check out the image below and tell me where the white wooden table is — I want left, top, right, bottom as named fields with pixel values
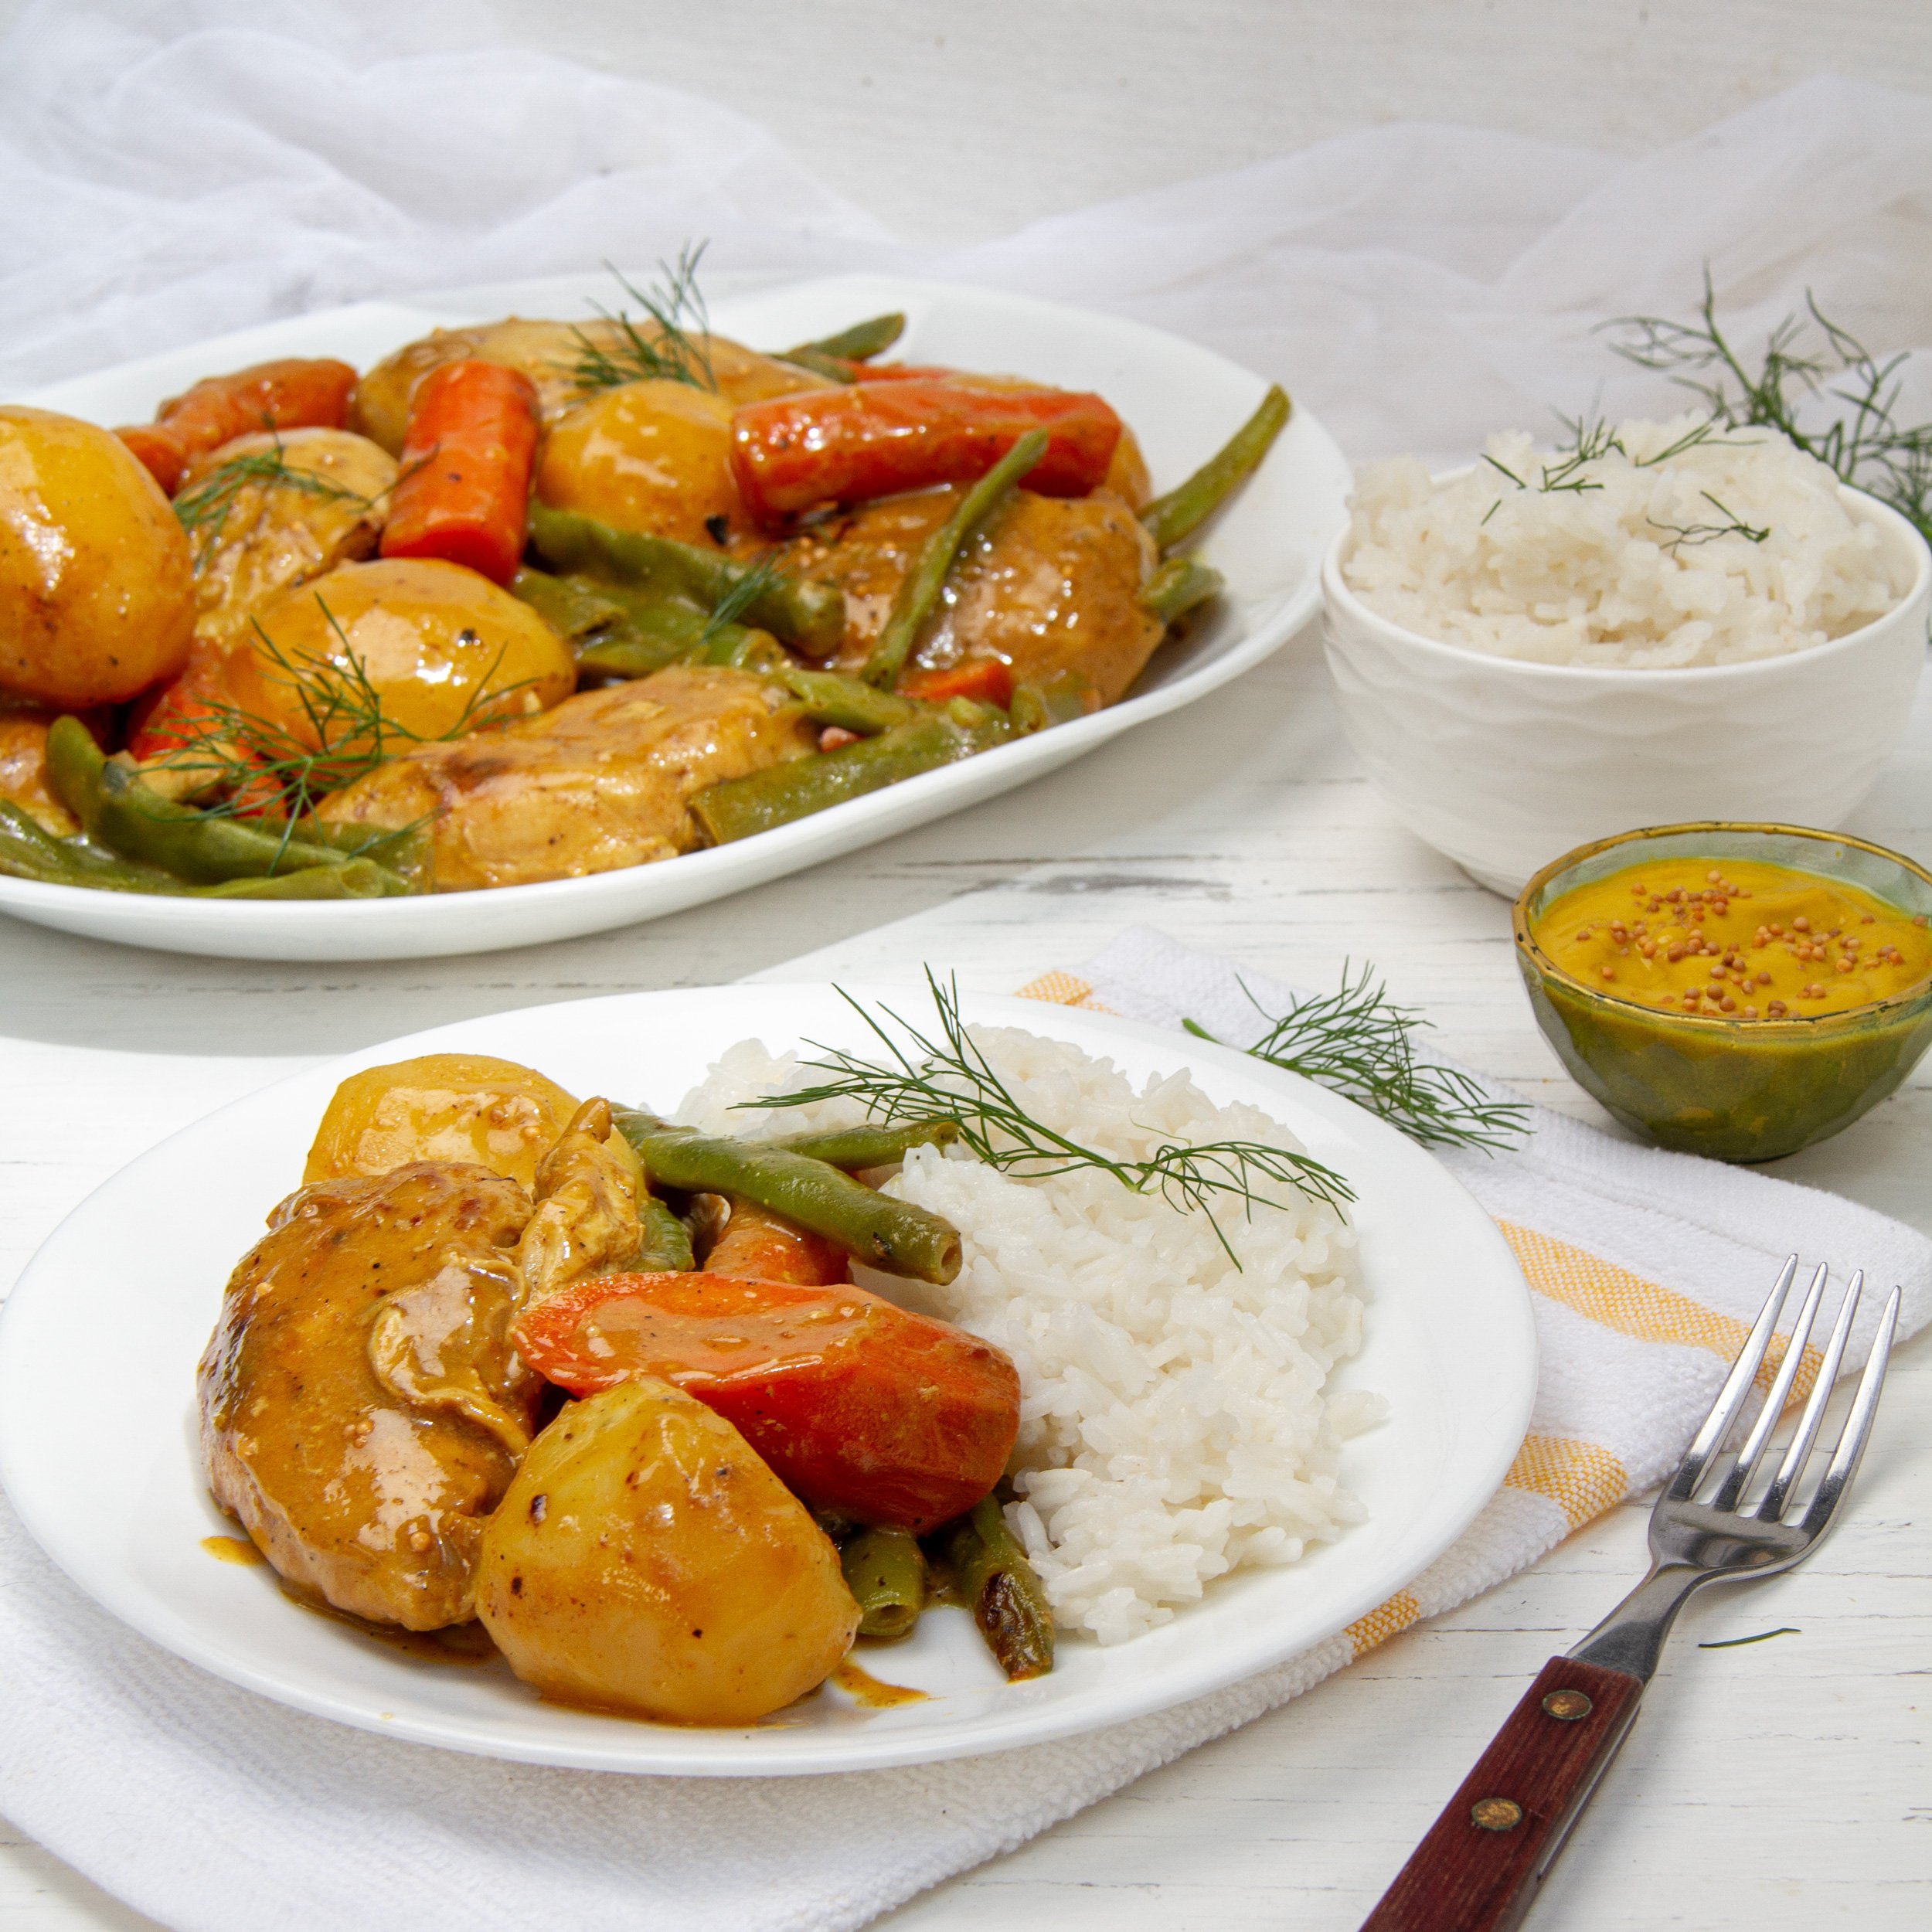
left=2, top=615, right=1927, bottom=1930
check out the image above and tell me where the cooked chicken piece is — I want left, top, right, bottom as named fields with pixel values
left=181, top=428, right=398, bottom=648
left=349, top=319, right=820, bottom=454
left=0, top=699, right=78, bottom=835
left=775, top=485, right=1162, bottom=705
left=515, top=1098, right=644, bottom=1310
left=198, top=1162, right=541, bottom=1630
left=315, top=664, right=815, bottom=890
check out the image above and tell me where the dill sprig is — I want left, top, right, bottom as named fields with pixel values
left=172, top=442, right=368, bottom=573
left=1648, top=491, right=1770, bottom=556
left=1184, top=964, right=1531, bottom=1154
left=698, top=552, right=782, bottom=647
left=152, top=599, right=523, bottom=829
left=735, top=971, right=1356, bottom=1262
left=572, top=245, right=716, bottom=393
left=1476, top=410, right=1774, bottom=542
left=1604, top=272, right=1932, bottom=543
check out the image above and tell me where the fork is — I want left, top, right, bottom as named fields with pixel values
left=1360, top=1257, right=1901, bottom=1932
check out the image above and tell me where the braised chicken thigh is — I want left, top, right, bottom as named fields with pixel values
left=315, top=664, right=815, bottom=889
left=182, top=428, right=398, bottom=647
left=783, top=485, right=1162, bottom=704
left=198, top=1162, right=539, bottom=1630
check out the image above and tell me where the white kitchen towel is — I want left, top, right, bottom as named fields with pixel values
left=2, top=926, right=1926, bottom=1932
left=5, top=2, right=1931, bottom=466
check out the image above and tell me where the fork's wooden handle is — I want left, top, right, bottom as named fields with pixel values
left=1359, top=1656, right=1645, bottom=1932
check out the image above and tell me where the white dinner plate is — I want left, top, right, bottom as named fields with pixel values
left=0, top=985, right=1534, bottom=1775
left=3, top=274, right=1351, bottom=961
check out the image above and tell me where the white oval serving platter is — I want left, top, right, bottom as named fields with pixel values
left=3, top=274, right=1350, bottom=961
left=0, top=985, right=1534, bottom=1775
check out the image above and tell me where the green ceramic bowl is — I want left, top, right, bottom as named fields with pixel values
left=1513, top=822, right=1932, bottom=1162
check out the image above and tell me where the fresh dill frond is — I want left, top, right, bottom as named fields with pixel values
left=151, top=597, right=528, bottom=832
left=1648, top=491, right=1771, bottom=556
left=698, top=553, right=782, bottom=646
left=1184, top=964, right=1532, bottom=1154
left=1605, top=271, right=1932, bottom=543
left=172, top=441, right=368, bottom=573
left=572, top=244, right=716, bottom=393
left=735, top=970, right=1357, bottom=1263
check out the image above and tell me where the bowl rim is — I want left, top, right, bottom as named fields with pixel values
left=1511, top=820, right=1932, bottom=1035
left=1321, top=468, right=1932, bottom=685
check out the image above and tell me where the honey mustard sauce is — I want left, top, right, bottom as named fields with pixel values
left=1536, top=859, right=1932, bottom=1019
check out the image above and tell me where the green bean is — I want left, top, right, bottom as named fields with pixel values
left=689, top=710, right=989, bottom=845
left=940, top=1496, right=1054, bottom=1680
left=508, top=566, right=625, bottom=641
left=611, top=1111, right=963, bottom=1284
left=0, top=802, right=391, bottom=899
left=788, top=312, right=906, bottom=364
left=1140, top=383, right=1291, bottom=554
left=1009, top=672, right=1096, bottom=736
left=0, top=801, right=191, bottom=893
left=701, top=627, right=791, bottom=674
left=841, top=1527, right=927, bottom=1640
left=199, top=859, right=400, bottom=900
left=45, top=718, right=410, bottom=891
left=776, top=666, right=917, bottom=736
left=860, top=428, right=1049, bottom=690
left=780, top=347, right=859, bottom=386
left=529, top=505, right=845, bottom=658
left=513, top=566, right=709, bottom=676
left=1141, top=556, right=1226, bottom=624
left=635, top=1195, right=697, bottom=1273
left=770, top=1118, right=961, bottom=1169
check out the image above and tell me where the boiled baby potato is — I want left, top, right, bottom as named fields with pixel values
left=304, top=1053, right=586, bottom=1191
left=476, top=1379, right=859, bottom=1725
left=536, top=379, right=741, bottom=547
left=349, top=319, right=602, bottom=454
left=350, top=319, right=825, bottom=456
left=231, top=556, right=576, bottom=747
left=0, top=405, right=194, bottom=708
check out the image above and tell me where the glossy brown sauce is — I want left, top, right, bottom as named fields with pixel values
left=281, top=1582, right=502, bottom=1666
left=832, top=1656, right=929, bottom=1708
left=200, top=1533, right=264, bottom=1566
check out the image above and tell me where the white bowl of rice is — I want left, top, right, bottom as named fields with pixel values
left=1321, top=417, right=1931, bottom=894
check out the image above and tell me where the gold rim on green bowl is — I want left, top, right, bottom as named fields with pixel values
left=1512, top=821, right=1932, bottom=1162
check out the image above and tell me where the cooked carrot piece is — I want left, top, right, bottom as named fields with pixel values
left=125, top=638, right=233, bottom=763
left=730, top=378, right=1121, bottom=525
left=379, top=360, right=539, bottom=586
left=116, top=359, right=358, bottom=496
left=704, top=1200, right=849, bottom=1286
left=514, top=1269, right=1021, bottom=1532
left=899, top=658, right=1014, bottom=709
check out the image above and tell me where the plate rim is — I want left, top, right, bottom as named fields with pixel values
left=0, top=271, right=1349, bottom=961
left=0, top=982, right=1535, bottom=1775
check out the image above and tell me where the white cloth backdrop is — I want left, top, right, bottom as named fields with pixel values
left=3, top=0, right=1930, bottom=463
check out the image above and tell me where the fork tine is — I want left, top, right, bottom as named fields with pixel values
left=1759, top=1271, right=1862, bottom=1521
left=1667, top=1254, right=1798, bottom=1502
left=1798, top=1286, right=1900, bottom=1539
left=1711, top=1262, right=1828, bottom=1511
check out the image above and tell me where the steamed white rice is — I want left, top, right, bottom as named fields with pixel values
left=676, top=1026, right=1381, bottom=1645
left=1344, top=416, right=1906, bottom=668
